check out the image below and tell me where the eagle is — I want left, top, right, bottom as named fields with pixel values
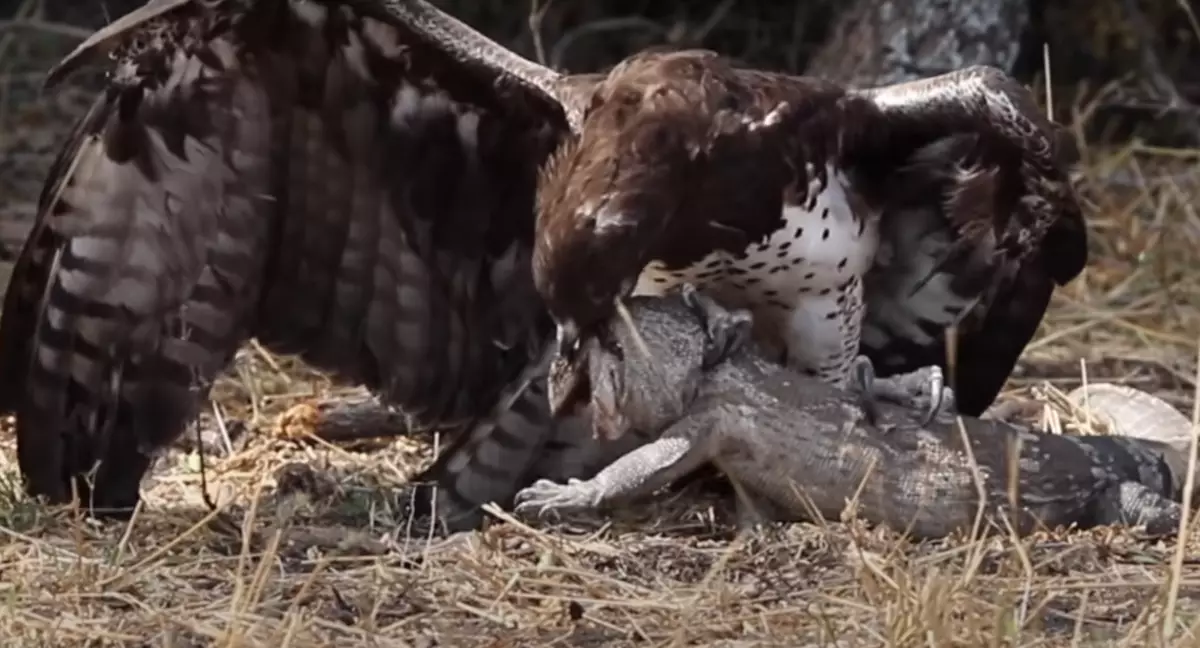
left=533, top=49, right=1087, bottom=424
left=0, top=0, right=1084, bottom=527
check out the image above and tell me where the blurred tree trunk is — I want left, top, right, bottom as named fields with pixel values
left=805, top=0, right=1030, bottom=84
left=38, top=0, right=146, bottom=30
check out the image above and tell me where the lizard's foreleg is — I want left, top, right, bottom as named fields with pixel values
left=513, top=420, right=715, bottom=519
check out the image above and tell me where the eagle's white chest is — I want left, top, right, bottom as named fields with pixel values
left=634, top=168, right=880, bottom=384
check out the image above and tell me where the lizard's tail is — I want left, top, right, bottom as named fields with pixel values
left=1066, top=383, right=1194, bottom=456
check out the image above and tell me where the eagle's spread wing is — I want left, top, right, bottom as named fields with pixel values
left=0, top=0, right=593, bottom=513
left=846, top=66, right=1087, bottom=415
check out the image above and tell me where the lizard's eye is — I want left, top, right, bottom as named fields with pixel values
left=600, top=331, right=624, bottom=360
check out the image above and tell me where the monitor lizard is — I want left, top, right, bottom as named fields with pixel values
left=512, top=285, right=1197, bottom=539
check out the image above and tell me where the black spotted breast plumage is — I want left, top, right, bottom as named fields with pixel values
left=633, top=164, right=880, bottom=386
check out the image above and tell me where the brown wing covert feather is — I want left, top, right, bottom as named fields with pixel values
left=0, top=0, right=591, bottom=516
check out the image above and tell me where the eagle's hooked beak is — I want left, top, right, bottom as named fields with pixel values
left=547, top=321, right=588, bottom=418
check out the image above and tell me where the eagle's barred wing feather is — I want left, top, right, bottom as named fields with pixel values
left=0, top=7, right=277, bottom=509
left=0, top=0, right=591, bottom=516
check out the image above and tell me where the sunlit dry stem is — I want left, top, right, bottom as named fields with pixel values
left=944, top=323, right=959, bottom=399
left=615, top=297, right=676, bottom=409
left=1162, top=341, right=1200, bottom=638
left=1042, top=44, right=1054, bottom=118
left=615, top=298, right=653, bottom=361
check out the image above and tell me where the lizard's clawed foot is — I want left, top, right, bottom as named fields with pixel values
left=513, top=478, right=602, bottom=520
left=850, top=356, right=956, bottom=426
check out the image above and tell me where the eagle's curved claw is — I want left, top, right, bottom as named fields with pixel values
left=916, top=367, right=959, bottom=425
left=850, top=356, right=956, bottom=427
left=513, top=478, right=601, bottom=520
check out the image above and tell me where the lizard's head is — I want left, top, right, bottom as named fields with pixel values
left=534, top=50, right=769, bottom=418
left=548, top=284, right=754, bottom=441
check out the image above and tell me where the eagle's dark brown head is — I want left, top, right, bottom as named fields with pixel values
left=532, top=49, right=766, bottom=415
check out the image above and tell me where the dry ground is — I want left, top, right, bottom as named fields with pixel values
left=3, top=7, right=1200, bottom=647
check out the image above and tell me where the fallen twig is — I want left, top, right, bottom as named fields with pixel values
left=273, top=395, right=414, bottom=446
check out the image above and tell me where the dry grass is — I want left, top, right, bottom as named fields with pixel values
left=3, top=5, right=1200, bottom=647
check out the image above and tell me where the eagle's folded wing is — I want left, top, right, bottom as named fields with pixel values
left=848, top=66, right=1087, bottom=415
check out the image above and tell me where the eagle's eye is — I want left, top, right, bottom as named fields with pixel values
left=648, top=85, right=671, bottom=101
left=587, top=92, right=604, bottom=116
